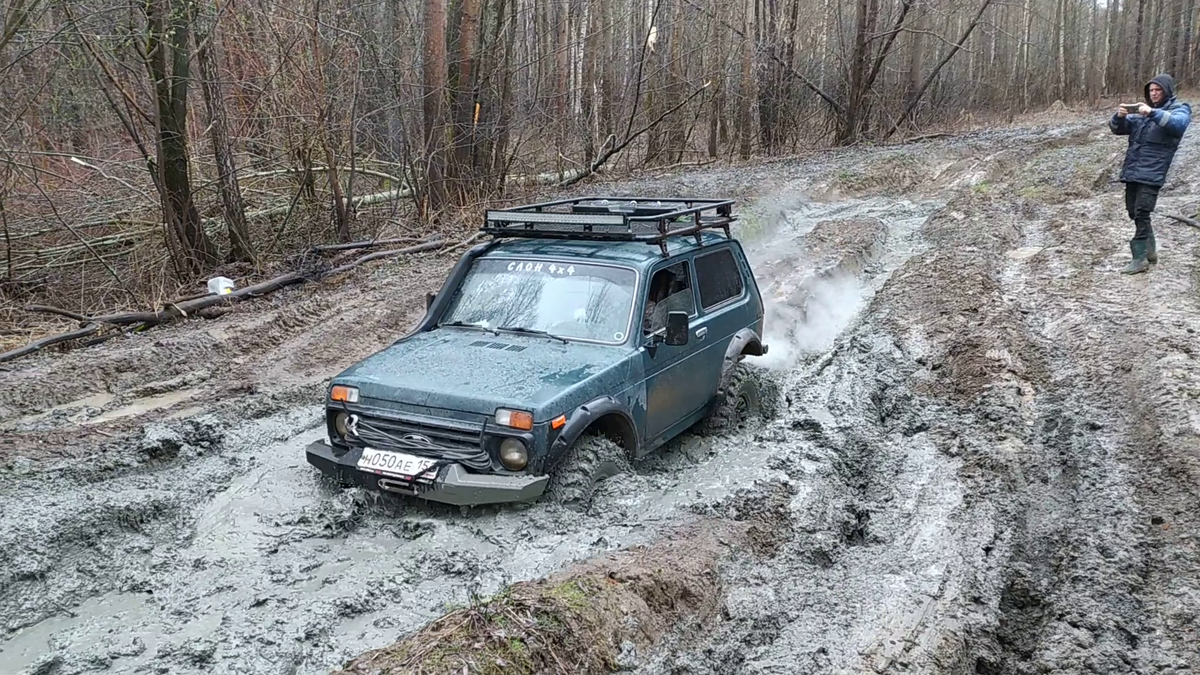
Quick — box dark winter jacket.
[1109,73,1192,187]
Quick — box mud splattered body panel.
[308,226,766,503]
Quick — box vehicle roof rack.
[481,196,737,256]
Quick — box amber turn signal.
[551,415,567,430]
[330,385,359,403]
[495,408,534,430]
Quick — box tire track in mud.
[628,122,1200,674]
[958,130,1200,673]
[642,205,992,673]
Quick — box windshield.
[440,258,637,344]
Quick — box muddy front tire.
[699,360,763,436]
[546,433,629,508]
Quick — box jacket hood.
[1146,73,1177,107]
[332,328,632,421]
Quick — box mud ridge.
[333,517,762,675]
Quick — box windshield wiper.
[497,326,569,344]
[442,321,499,335]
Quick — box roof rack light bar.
[486,210,628,226]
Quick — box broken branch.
[322,239,445,277]
[24,305,92,323]
[559,83,711,188]
[1161,212,1200,229]
[882,0,994,141]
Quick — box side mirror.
[425,292,436,310]
[665,311,689,346]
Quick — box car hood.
[333,328,634,422]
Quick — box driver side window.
[643,260,696,335]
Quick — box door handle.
[695,327,708,340]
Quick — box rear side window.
[694,248,744,309]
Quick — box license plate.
[357,447,439,483]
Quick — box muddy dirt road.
[2,107,1199,674]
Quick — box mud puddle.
[1,419,790,674]
[1,188,943,674]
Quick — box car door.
[640,256,706,442]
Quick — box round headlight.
[499,438,528,470]
[334,412,350,437]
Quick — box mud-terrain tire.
[546,433,629,508]
[699,360,763,436]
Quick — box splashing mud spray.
[759,275,867,371]
[736,198,879,372]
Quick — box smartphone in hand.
[1120,103,1141,114]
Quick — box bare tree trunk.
[492,0,517,187]
[450,0,482,198]
[145,0,217,277]
[310,5,350,242]
[193,9,254,263]
[1149,0,1165,75]
[599,0,617,141]
[422,0,448,218]
[1105,0,1120,93]
[1088,0,1100,102]
[737,0,754,159]
[1183,0,1196,81]
[556,0,570,172]
[708,15,723,159]
[908,0,926,121]
[838,0,886,144]
[1134,0,1147,86]
[582,0,597,164]
[666,0,687,161]
[1021,0,1033,102]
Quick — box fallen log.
[0,324,100,363]
[1,238,446,364]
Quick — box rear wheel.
[699,360,763,436]
[546,433,629,508]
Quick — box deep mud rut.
[3,107,1199,674]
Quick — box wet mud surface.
[3,108,1200,674]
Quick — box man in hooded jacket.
[1109,73,1192,274]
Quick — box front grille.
[345,411,492,472]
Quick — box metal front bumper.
[304,440,548,506]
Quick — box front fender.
[717,328,765,394]
[546,396,638,469]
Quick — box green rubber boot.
[1121,239,1150,275]
[1147,231,1158,264]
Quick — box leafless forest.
[0,0,1196,326]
